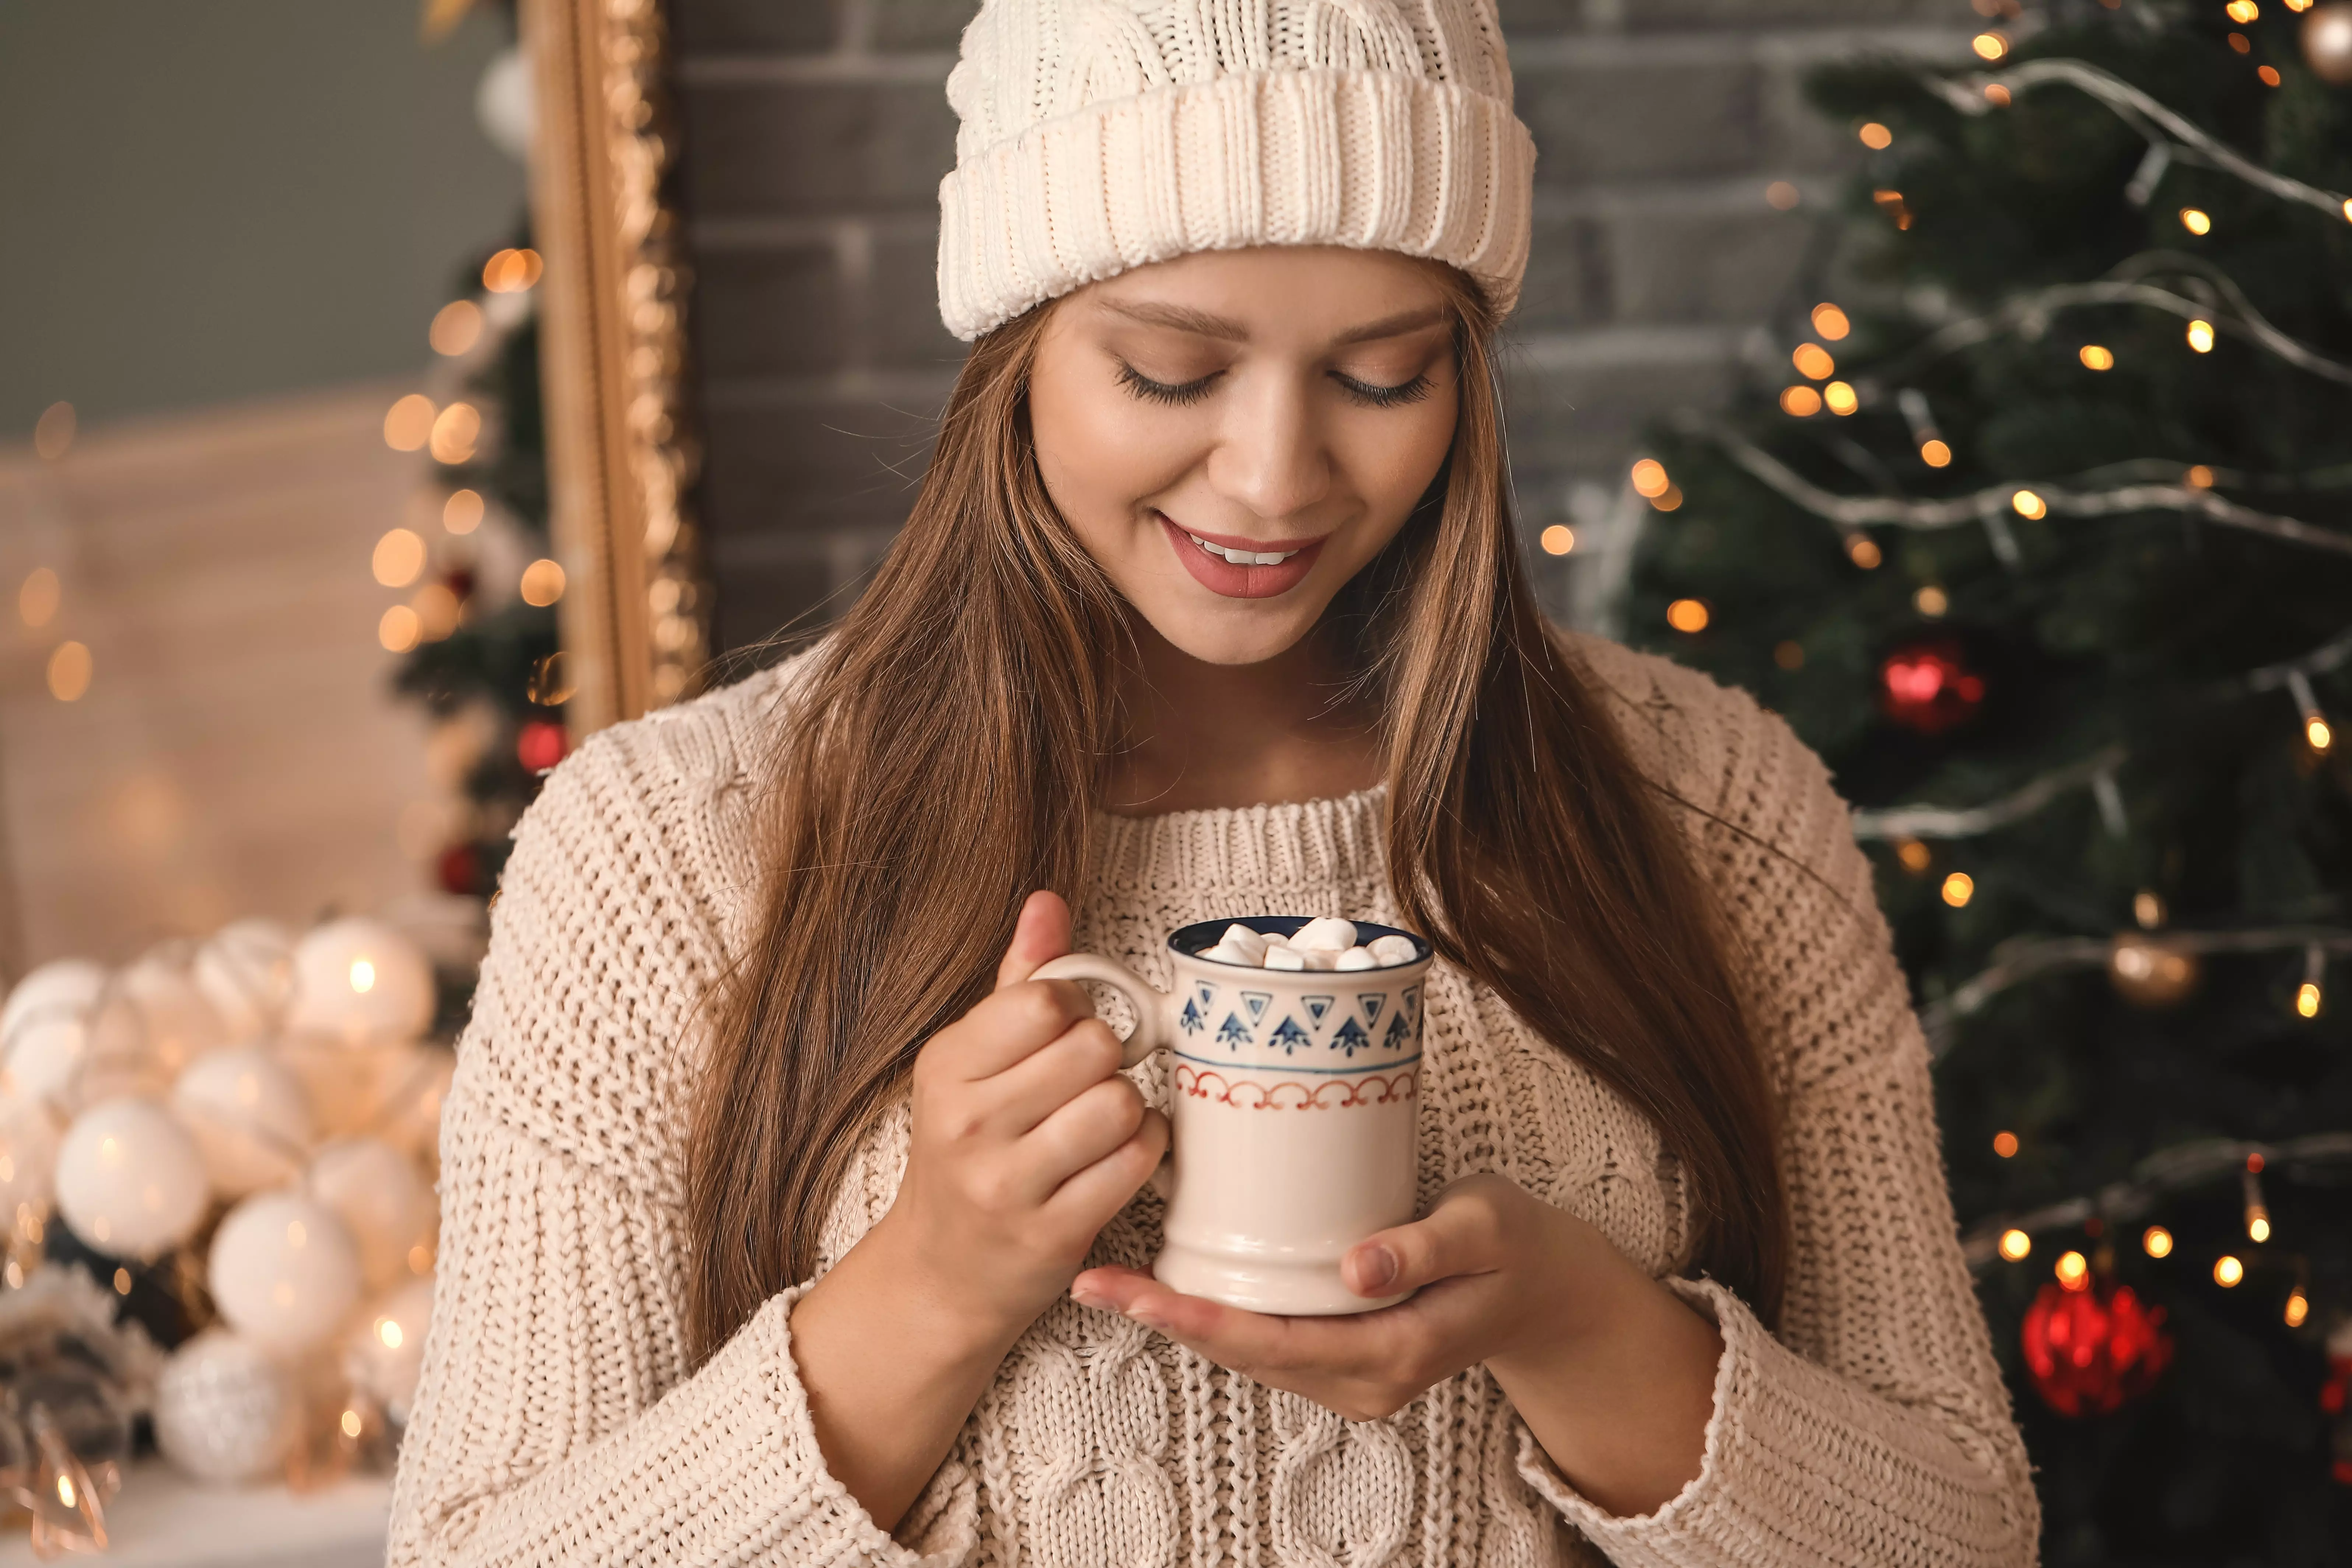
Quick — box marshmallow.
[1299,948,1340,971]
[1367,934,1420,965]
[1218,925,1271,965]
[1292,918,1358,953]
[1335,946,1378,970]
[1261,945,1308,971]
[1203,941,1255,966]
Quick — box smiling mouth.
[1183,531,1303,567]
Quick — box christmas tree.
[1622,3,2352,1557]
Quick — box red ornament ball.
[2020,1277,2173,1417]
[1879,636,1987,735]
[436,842,483,897]
[517,720,568,774]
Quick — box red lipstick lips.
[1158,514,1326,600]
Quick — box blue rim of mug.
[1168,916,1431,970]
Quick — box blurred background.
[2,0,2349,1564]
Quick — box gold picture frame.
[519,0,707,734]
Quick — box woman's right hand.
[880,888,1171,1337]
[786,889,1168,1534]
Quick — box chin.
[1135,596,1326,668]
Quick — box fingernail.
[1355,1244,1398,1293]
[1123,1303,1168,1330]
[1070,1284,1105,1310]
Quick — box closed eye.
[1333,371,1434,409]
[1115,362,1220,406]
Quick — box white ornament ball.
[193,920,297,1045]
[3,1001,94,1111]
[209,1191,363,1355]
[0,1092,60,1217]
[0,960,105,1053]
[346,1277,434,1424]
[171,1048,313,1199]
[53,1097,210,1259]
[476,45,535,162]
[285,919,435,1046]
[309,1137,433,1291]
[89,956,228,1095]
[153,1329,295,1484]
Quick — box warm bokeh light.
[1999,1229,2031,1261]
[413,581,462,641]
[1847,534,1883,569]
[2055,1250,2090,1290]
[1666,599,1710,634]
[2248,1212,2272,1243]
[1630,458,1670,497]
[1650,485,1684,512]
[340,1408,363,1440]
[2228,29,2253,52]
[1811,303,1851,340]
[2143,1225,2174,1258]
[1765,180,1800,210]
[2011,489,2047,520]
[2134,889,2166,928]
[444,488,486,535]
[2178,206,2212,235]
[18,568,60,629]
[1792,343,1835,380]
[1942,871,1975,907]
[2227,0,2259,18]
[2186,319,2215,353]
[520,558,568,608]
[1896,839,1932,874]
[430,300,485,356]
[430,402,482,465]
[2305,715,2332,752]
[2214,1254,2244,1287]
[1984,83,2012,106]
[1780,385,1823,417]
[1920,439,1953,467]
[1857,121,1893,150]
[2258,64,2281,86]
[33,402,76,462]
[45,641,91,703]
[1774,639,1806,671]
[1992,1131,2019,1158]
[384,394,436,452]
[1823,381,1859,415]
[2185,463,2216,489]
[1539,524,1575,556]
[2297,980,2323,1017]
[2079,344,2115,370]
[2286,1287,2309,1327]
[1915,585,1950,617]
[1972,31,2008,58]
[380,605,422,653]
[373,528,427,588]
[483,247,545,293]
[378,1317,405,1350]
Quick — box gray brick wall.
[671,0,1973,652]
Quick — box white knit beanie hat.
[936,0,1537,341]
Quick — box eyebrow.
[1096,300,1449,347]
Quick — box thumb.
[995,889,1073,990]
[1343,1184,1509,1298]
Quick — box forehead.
[1075,246,1453,345]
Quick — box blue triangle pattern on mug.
[1179,997,1206,1036]
[1217,1012,1253,1048]
[1194,981,1216,1012]
[1382,1011,1411,1050]
[1269,1016,1311,1054]
[1241,991,1273,1023]
[1303,995,1333,1025]
[1359,995,1384,1025]
[1331,1018,1371,1057]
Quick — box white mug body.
[1036,917,1431,1316]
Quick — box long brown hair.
[683,267,1786,1361]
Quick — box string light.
[373,528,427,588]
[1781,385,1824,416]
[1765,180,1801,210]
[1824,381,1859,414]
[1858,122,1893,149]
[1812,303,1851,339]
[1999,1228,2031,1260]
[2226,0,2258,19]
[1873,189,1914,230]
[2286,670,2333,751]
[1915,584,1950,616]
[2079,344,2115,370]
[429,300,484,356]
[1972,31,2009,59]
[1539,524,1575,555]
[2184,464,2216,488]
[1666,598,1710,633]
[1896,839,1933,873]
[2243,1160,2270,1242]
[2258,65,2281,86]
[2285,1286,2310,1326]
[1994,1130,2020,1157]
[482,248,544,293]
[1921,439,1953,466]
[443,488,485,534]
[2055,1250,2091,1290]
[1793,343,1835,380]
[2299,944,2325,1018]
[384,394,436,452]
[2187,318,2216,353]
[46,641,91,703]
[32,402,76,462]
[1851,746,2127,843]
[2011,489,2047,519]
[19,567,60,628]
[2143,1226,2174,1258]
[519,559,568,608]
[1630,458,1670,497]
[1846,533,1884,568]
[380,605,422,654]
[2227,31,2251,52]
[1942,871,1975,907]
[2179,206,2213,235]
[2214,1254,2244,1287]
[1774,640,1806,670]
[430,402,482,465]
[1649,485,1683,512]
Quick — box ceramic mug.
[1034,916,1433,1315]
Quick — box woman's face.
[1028,246,1461,667]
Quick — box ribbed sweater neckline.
[1086,782,1390,896]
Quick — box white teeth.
[1186,531,1298,567]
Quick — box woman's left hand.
[1069,1172,1725,1518]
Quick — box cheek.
[1030,371,1200,542]
[1336,386,1458,525]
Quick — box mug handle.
[1029,954,1164,1069]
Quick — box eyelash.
[1113,363,1436,410]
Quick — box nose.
[1205,375,1331,524]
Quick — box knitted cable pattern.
[935,0,1536,338]
[387,632,2040,1568]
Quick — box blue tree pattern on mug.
[1330,1018,1371,1057]
[1382,1011,1411,1051]
[1217,1012,1253,1050]
[1179,997,1207,1036]
[1268,1016,1311,1055]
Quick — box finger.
[1342,1184,1509,1298]
[995,889,1072,990]
[974,1017,1125,1133]
[1018,1075,1148,1194]
[941,977,1097,1082]
[1043,1108,1169,1224]
[1077,1274,1385,1381]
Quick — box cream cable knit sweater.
[388,633,2039,1568]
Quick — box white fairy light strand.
[1922,925,2352,1057]
[1924,59,2352,227]
[1852,747,2127,841]
[1960,1130,2352,1268]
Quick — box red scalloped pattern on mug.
[1173,1063,1420,1109]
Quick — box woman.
[389,2,2039,1563]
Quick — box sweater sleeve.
[1513,673,2041,1566]
[386,722,978,1568]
